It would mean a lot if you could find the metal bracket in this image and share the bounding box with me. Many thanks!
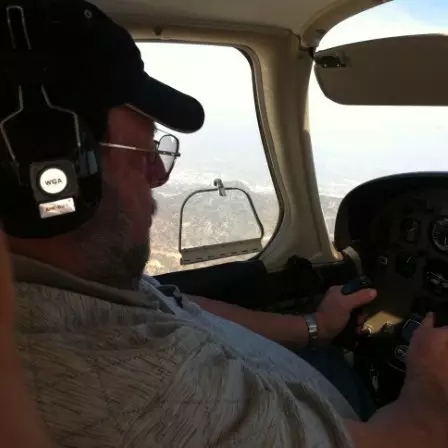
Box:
[214,178,227,197]
[314,53,348,69]
[178,179,265,266]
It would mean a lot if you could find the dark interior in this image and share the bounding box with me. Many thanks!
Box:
[156,172,448,408]
[156,256,357,313]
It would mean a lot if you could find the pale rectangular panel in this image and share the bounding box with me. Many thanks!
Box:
[180,239,262,265]
[314,34,448,106]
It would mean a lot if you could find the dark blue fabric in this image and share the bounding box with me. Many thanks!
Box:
[298,346,376,421]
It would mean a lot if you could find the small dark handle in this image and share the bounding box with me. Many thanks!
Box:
[333,277,373,350]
